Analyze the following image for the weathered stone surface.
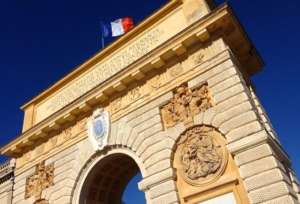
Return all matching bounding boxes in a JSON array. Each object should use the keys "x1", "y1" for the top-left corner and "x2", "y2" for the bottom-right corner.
[
  {"x1": 235, "y1": 144, "x2": 274, "y2": 166},
  {"x1": 245, "y1": 168, "x2": 291, "y2": 191},
  {"x1": 239, "y1": 156, "x2": 284, "y2": 179},
  {"x1": 1, "y1": 2, "x2": 299, "y2": 204},
  {"x1": 262, "y1": 195, "x2": 299, "y2": 204},
  {"x1": 248, "y1": 181, "x2": 295, "y2": 204}
]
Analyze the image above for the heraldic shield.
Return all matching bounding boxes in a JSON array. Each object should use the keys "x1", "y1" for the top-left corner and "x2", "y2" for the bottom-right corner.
[{"x1": 88, "y1": 108, "x2": 110, "y2": 151}]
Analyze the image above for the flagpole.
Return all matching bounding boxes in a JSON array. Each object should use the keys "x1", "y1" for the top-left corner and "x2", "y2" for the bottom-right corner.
[
  {"x1": 101, "y1": 35, "x2": 105, "y2": 49},
  {"x1": 100, "y1": 22, "x2": 105, "y2": 49}
]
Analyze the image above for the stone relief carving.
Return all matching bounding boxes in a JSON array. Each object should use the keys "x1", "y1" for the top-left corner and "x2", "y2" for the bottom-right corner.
[
  {"x1": 25, "y1": 161, "x2": 54, "y2": 201},
  {"x1": 108, "y1": 64, "x2": 184, "y2": 115},
  {"x1": 176, "y1": 126, "x2": 227, "y2": 186},
  {"x1": 191, "y1": 52, "x2": 205, "y2": 65},
  {"x1": 161, "y1": 84, "x2": 213, "y2": 128},
  {"x1": 34, "y1": 199, "x2": 49, "y2": 204}
]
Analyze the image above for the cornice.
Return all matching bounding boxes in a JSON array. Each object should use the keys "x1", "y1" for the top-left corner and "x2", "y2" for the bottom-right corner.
[{"x1": 1, "y1": 4, "x2": 263, "y2": 158}]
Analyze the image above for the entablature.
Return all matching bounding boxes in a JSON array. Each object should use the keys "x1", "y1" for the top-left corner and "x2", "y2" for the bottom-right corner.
[{"x1": 1, "y1": 3, "x2": 263, "y2": 162}]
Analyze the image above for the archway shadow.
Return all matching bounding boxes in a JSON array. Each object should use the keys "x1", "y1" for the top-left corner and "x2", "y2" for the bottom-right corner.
[{"x1": 79, "y1": 153, "x2": 145, "y2": 204}]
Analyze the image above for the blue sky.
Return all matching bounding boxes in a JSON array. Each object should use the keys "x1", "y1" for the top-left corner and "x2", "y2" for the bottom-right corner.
[{"x1": 0, "y1": 0, "x2": 299, "y2": 203}]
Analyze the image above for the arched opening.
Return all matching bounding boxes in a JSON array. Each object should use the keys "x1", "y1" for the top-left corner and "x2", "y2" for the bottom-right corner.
[{"x1": 79, "y1": 153, "x2": 145, "y2": 204}]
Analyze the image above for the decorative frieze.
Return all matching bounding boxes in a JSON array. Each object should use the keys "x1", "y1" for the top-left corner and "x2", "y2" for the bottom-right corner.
[
  {"x1": 160, "y1": 84, "x2": 213, "y2": 129},
  {"x1": 25, "y1": 161, "x2": 54, "y2": 201},
  {"x1": 108, "y1": 64, "x2": 184, "y2": 115},
  {"x1": 174, "y1": 125, "x2": 227, "y2": 186},
  {"x1": 18, "y1": 118, "x2": 87, "y2": 169}
]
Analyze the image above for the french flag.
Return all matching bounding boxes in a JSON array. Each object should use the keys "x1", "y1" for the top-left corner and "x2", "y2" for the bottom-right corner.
[{"x1": 101, "y1": 17, "x2": 134, "y2": 38}]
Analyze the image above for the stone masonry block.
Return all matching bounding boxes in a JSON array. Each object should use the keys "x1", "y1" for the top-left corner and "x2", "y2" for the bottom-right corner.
[
  {"x1": 109, "y1": 118, "x2": 121, "y2": 145},
  {"x1": 235, "y1": 144, "x2": 274, "y2": 166},
  {"x1": 165, "y1": 123, "x2": 186, "y2": 141},
  {"x1": 202, "y1": 108, "x2": 216, "y2": 126},
  {"x1": 146, "y1": 159, "x2": 172, "y2": 177},
  {"x1": 144, "y1": 149, "x2": 173, "y2": 169},
  {"x1": 210, "y1": 75, "x2": 241, "y2": 95},
  {"x1": 127, "y1": 107, "x2": 160, "y2": 128},
  {"x1": 248, "y1": 181, "x2": 295, "y2": 204},
  {"x1": 227, "y1": 121, "x2": 263, "y2": 143},
  {"x1": 48, "y1": 186, "x2": 73, "y2": 202},
  {"x1": 194, "y1": 111, "x2": 204, "y2": 125},
  {"x1": 239, "y1": 156, "x2": 284, "y2": 179},
  {"x1": 151, "y1": 191, "x2": 179, "y2": 204},
  {"x1": 48, "y1": 144, "x2": 78, "y2": 165},
  {"x1": 132, "y1": 119, "x2": 162, "y2": 151},
  {"x1": 54, "y1": 168, "x2": 78, "y2": 183},
  {"x1": 212, "y1": 101, "x2": 253, "y2": 128},
  {"x1": 139, "y1": 168, "x2": 174, "y2": 191},
  {"x1": 54, "y1": 159, "x2": 79, "y2": 176},
  {"x1": 134, "y1": 114, "x2": 162, "y2": 134},
  {"x1": 116, "y1": 121, "x2": 131, "y2": 145},
  {"x1": 219, "y1": 111, "x2": 258, "y2": 135},
  {"x1": 227, "y1": 130, "x2": 269, "y2": 154},
  {"x1": 214, "y1": 92, "x2": 249, "y2": 113},
  {"x1": 136, "y1": 131, "x2": 165, "y2": 156},
  {"x1": 50, "y1": 194, "x2": 72, "y2": 204},
  {"x1": 207, "y1": 67, "x2": 237, "y2": 86},
  {"x1": 44, "y1": 178, "x2": 75, "y2": 200},
  {"x1": 188, "y1": 59, "x2": 234, "y2": 89},
  {"x1": 214, "y1": 83, "x2": 245, "y2": 104},
  {"x1": 262, "y1": 195, "x2": 299, "y2": 204},
  {"x1": 126, "y1": 92, "x2": 173, "y2": 121},
  {"x1": 141, "y1": 138, "x2": 175, "y2": 162},
  {"x1": 126, "y1": 128, "x2": 138, "y2": 148},
  {"x1": 149, "y1": 180, "x2": 177, "y2": 199},
  {"x1": 245, "y1": 168, "x2": 291, "y2": 191}
]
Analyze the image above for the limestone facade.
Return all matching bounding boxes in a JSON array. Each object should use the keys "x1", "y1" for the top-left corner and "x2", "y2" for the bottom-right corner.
[
  {"x1": 0, "y1": 0, "x2": 299, "y2": 204},
  {"x1": 0, "y1": 160, "x2": 14, "y2": 204}
]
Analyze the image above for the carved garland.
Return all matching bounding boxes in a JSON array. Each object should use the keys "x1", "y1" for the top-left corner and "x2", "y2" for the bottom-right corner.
[
  {"x1": 25, "y1": 161, "x2": 54, "y2": 202},
  {"x1": 161, "y1": 83, "x2": 213, "y2": 128},
  {"x1": 175, "y1": 125, "x2": 227, "y2": 186}
]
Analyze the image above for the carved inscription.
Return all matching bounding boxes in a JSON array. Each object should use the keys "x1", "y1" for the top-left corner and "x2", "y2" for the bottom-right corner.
[
  {"x1": 176, "y1": 126, "x2": 227, "y2": 186},
  {"x1": 36, "y1": 28, "x2": 164, "y2": 122},
  {"x1": 161, "y1": 84, "x2": 213, "y2": 128},
  {"x1": 25, "y1": 161, "x2": 54, "y2": 201}
]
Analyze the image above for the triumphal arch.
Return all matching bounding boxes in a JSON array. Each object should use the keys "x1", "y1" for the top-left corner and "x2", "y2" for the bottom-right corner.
[{"x1": 0, "y1": 0, "x2": 299, "y2": 203}]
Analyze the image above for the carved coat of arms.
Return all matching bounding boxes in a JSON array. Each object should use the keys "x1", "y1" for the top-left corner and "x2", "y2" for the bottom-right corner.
[{"x1": 88, "y1": 108, "x2": 110, "y2": 151}]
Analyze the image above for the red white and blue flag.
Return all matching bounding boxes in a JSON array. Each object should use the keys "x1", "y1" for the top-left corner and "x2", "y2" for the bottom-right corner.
[{"x1": 101, "y1": 17, "x2": 134, "y2": 38}]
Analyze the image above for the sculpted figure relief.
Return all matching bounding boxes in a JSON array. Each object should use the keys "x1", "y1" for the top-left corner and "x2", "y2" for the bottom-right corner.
[
  {"x1": 25, "y1": 161, "x2": 54, "y2": 201},
  {"x1": 161, "y1": 84, "x2": 213, "y2": 128},
  {"x1": 176, "y1": 126, "x2": 227, "y2": 185}
]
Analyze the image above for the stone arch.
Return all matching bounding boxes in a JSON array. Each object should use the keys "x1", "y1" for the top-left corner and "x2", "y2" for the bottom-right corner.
[{"x1": 71, "y1": 147, "x2": 148, "y2": 204}]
